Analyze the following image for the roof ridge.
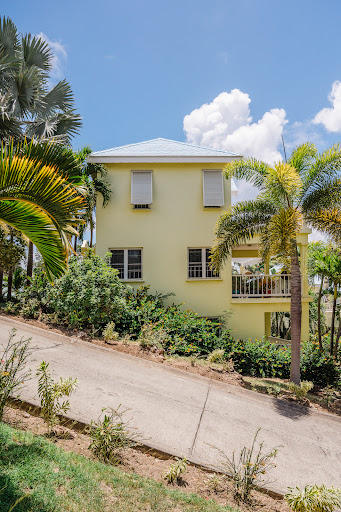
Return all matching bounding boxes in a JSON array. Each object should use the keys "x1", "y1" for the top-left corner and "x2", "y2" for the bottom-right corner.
[{"x1": 92, "y1": 137, "x2": 237, "y2": 156}]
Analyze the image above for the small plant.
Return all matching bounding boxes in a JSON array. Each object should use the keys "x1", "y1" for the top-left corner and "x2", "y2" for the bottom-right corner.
[
  {"x1": 190, "y1": 355, "x2": 197, "y2": 367},
  {"x1": 88, "y1": 406, "x2": 137, "y2": 464},
  {"x1": 285, "y1": 484, "x2": 341, "y2": 512},
  {"x1": 163, "y1": 457, "x2": 188, "y2": 484},
  {"x1": 323, "y1": 386, "x2": 336, "y2": 408},
  {"x1": 36, "y1": 361, "x2": 78, "y2": 434},
  {"x1": 138, "y1": 324, "x2": 168, "y2": 351},
  {"x1": 214, "y1": 428, "x2": 278, "y2": 502},
  {"x1": 207, "y1": 349, "x2": 225, "y2": 364},
  {"x1": 288, "y1": 381, "x2": 314, "y2": 401},
  {"x1": 267, "y1": 384, "x2": 282, "y2": 397},
  {"x1": 120, "y1": 334, "x2": 131, "y2": 345},
  {"x1": 206, "y1": 473, "x2": 223, "y2": 493},
  {"x1": 103, "y1": 321, "x2": 119, "y2": 343},
  {"x1": 0, "y1": 329, "x2": 31, "y2": 420}
]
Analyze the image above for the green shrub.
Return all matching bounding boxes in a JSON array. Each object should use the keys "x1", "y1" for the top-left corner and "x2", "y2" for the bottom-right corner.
[
  {"x1": 163, "y1": 457, "x2": 188, "y2": 484},
  {"x1": 138, "y1": 323, "x2": 169, "y2": 351},
  {"x1": 37, "y1": 361, "x2": 78, "y2": 434},
  {"x1": 285, "y1": 485, "x2": 341, "y2": 512},
  {"x1": 288, "y1": 381, "x2": 313, "y2": 401},
  {"x1": 102, "y1": 322, "x2": 119, "y2": 343},
  {"x1": 0, "y1": 329, "x2": 31, "y2": 420},
  {"x1": 207, "y1": 348, "x2": 225, "y2": 363},
  {"x1": 15, "y1": 253, "x2": 128, "y2": 334},
  {"x1": 88, "y1": 406, "x2": 137, "y2": 464}
]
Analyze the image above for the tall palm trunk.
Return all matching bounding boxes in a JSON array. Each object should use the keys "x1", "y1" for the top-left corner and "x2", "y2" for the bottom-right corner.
[
  {"x1": 90, "y1": 216, "x2": 94, "y2": 248},
  {"x1": 0, "y1": 268, "x2": 3, "y2": 301},
  {"x1": 7, "y1": 269, "x2": 13, "y2": 301},
  {"x1": 290, "y1": 241, "x2": 302, "y2": 384},
  {"x1": 330, "y1": 284, "x2": 337, "y2": 355},
  {"x1": 334, "y1": 312, "x2": 341, "y2": 356},
  {"x1": 317, "y1": 276, "x2": 324, "y2": 351},
  {"x1": 73, "y1": 235, "x2": 77, "y2": 252},
  {"x1": 26, "y1": 240, "x2": 34, "y2": 284}
]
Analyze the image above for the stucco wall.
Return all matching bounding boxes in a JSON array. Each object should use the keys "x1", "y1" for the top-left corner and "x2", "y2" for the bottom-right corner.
[{"x1": 96, "y1": 162, "x2": 232, "y2": 317}]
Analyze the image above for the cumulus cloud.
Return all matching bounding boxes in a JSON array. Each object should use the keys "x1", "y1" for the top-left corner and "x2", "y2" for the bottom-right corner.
[
  {"x1": 183, "y1": 89, "x2": 287, "y2": 164},
  {"x1": 313, "y1": 81, "x2": 341, "y2": 132},
  {"x1": 37, "y1": 32, "x2": 67, "y2": 80}
]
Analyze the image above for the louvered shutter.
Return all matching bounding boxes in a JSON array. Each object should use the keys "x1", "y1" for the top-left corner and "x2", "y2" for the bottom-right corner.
[
  {"x1": 203, "y1": 170, "x2": 224, "y2": 206},
  {"x1": 131, "y1": 171, "x2": 152, "y2": 204}
]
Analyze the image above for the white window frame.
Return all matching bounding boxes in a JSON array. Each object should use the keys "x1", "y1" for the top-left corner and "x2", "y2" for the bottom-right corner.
[
  {"x1": 202, "y1": 169, "x2": 224, "y2": 207},
  {"x1": 131, "y1": 170, "x2": 153, "y2": 206},
  {"x1": 187, "y1": 248, "x2": 220, "y2": 279},
  {"x1": 110, "y1": 248, "x2": 143, "y2": 281}
]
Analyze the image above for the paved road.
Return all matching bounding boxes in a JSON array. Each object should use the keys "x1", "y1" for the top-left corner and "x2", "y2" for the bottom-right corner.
[{"x1": 1, "y1": 315, "x2": 340, "y2": 494}]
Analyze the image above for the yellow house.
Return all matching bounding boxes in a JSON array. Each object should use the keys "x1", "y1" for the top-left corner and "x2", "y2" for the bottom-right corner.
[{"x1": 89, "y1": 138, "x2": 310, "y2": 341}]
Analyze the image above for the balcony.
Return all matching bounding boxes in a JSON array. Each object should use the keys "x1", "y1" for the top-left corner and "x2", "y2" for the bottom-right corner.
[{"x1": 232, "y1": 274, "x2": 291, "y2": 298}]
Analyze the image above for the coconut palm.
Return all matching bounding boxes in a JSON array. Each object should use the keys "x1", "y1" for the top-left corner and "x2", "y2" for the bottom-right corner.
[
  {"x1": 0, "y1": 139, "x2": 84, "y2": 281},
  {"x1": 0, "y1": 17, "x2": 81, "y2": 143},
  {"x1": 211, "y1": 143, "x2": 341, "y2": 383}
]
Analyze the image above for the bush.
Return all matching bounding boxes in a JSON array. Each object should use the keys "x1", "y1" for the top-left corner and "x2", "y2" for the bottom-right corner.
[
  {"x1": 0, "y1": 329, "x2": 31, "y2": 420},
  {"x1": 163, "y1": 457, "x2": 188, "y2": 485},
  {"x1": 88, "y1": 406, "x2": 137, "y2": 464},
  {"x1": 15, "y1": 253, "x2": 128, "y2": 334},
  {"x1": 214, "y1": 429, "x2": 278, "y2": 503},
  {"x1": 285, "y1": 485, "x2": 341, "y2": 512},
  {"x1": 288, "y1": 381, "x2": 314, "y2": 401},
  {"x1": 36, "y1": 361, "x2": 78, "y2": 434},
  {"x1": 102, "y1": 322, "x2": 119, "y2": 343}
]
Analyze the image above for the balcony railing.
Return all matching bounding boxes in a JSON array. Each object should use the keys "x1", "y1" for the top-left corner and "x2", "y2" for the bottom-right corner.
[{"x1": 232, "y1": 274, "x2": 291, "y2": 297}]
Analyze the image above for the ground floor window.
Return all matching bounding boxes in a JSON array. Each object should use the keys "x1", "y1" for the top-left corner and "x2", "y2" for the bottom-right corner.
[
  {"x1": 110, "y1": 249, "x2": 142, "y2": 280},
  {"x1": 188, "y1": 248, "x2": 219, "y2": 279}
]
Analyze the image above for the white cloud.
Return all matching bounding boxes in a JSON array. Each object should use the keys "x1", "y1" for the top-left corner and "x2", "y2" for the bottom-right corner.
[
  {"x1": 183, "y1": 89, "x2": 287, "y2": 164},
  {"x1": 37, "y1": 32, "x2": 67, "y2": 80},
  {"x1": 313, "y1": 80, "x2": 341, "y2": 132}
]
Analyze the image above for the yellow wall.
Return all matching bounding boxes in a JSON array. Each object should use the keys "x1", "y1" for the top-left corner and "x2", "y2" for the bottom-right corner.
[
  {"x1": 96, "y1": 162, "x2": 231, "y2": 317},
  {"x1": 96, "y1": 162, "x2": 311, "y2": 341}
]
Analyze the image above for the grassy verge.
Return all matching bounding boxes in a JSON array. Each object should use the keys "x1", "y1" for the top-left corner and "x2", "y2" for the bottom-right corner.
[{"x1": 0, "y1": 422, "x2": 237, "y2": 512}]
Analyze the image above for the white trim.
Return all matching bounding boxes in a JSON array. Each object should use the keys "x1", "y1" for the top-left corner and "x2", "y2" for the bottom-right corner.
[
  {"x1": 187, "y1": 247, "x2": 219, "y2": 279},
  {"x1": 88, "y1": 155, "x2": 239, "y2": 164},
  {"x1": 109, "y1": 248, "x2": 143, "y2": 281}
]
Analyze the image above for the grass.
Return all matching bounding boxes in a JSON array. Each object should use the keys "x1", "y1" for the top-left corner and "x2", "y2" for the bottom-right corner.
[{"x1": 0, "y1": 422, "x2": 237, "y2": 512}]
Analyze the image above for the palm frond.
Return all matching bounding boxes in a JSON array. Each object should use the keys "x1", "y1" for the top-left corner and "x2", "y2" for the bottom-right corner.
[
  {"x1": 37, "y1": 79, "x2": 75, "y2": 117},
  {"x1": 211, "y1": 199, "x2": 276, "y2": 270},
  {"x1": 21, "y1": 33, "x2": 52, "y2": 72},
  {"x1": 306, "y1": 208, "x2": 341, "y2": 243},
  {"x1": 224, "y1": 158, "x2": 271, "y2": 191},
  {"x1": 302, "y1": 176, "x2": 341, "y2": 213},
  {"x1": 301, "y1": 144, "x2": 341, "y2": 199},
  {"x1": 0, "y1": 200, "x2": 68, "y2": 281},
  {"x1": 288, "y1": 142, "x2": 317, "y2": 177},
  {"x1": 266, "y1": 162, "x2": 302, "y2": 205},
  {"x1": 265, "y1": 208, "x2": 303, "y2": 258},
  {"x1": 0, "y1": 17, "x2": 20, "y2": 57}
]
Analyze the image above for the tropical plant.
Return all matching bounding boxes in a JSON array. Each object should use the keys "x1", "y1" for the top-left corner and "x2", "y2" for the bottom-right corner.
[
  {"x1": 75, "y1": 146, "x2": 111, "y2": 249},
  {"x1": 0, "y1": 329, "x2": 31, "y2": 420},
  {"x1": 36, "y1": 361, "x2": 78, "y2": 434},
  {"x1": 88, "y1": 406, "x2": 137, "y2": 464},
  {"x1": 102, "y1": 321, "x2": 119, "y2": 343},
  {"x1": 0, "y1": 17, "x2": 81, "y2": 143},
  {"x1": 212, "y1": 143, "x2": 341, "y2": 383},
  {"x1": 285, "y1": 484, "x2": 341, "y2": 512},
  {"x1": 0, "y1": 139, "x2": 84, "y2": 281},
  {"x1": 213, "y1": 428, "x2": 278, "y2": 503},
  {"x1": 288, "y1": 380, "x2": 313, "y2": 401},
  {"x1": 0, "y1": 224, "x2": 26, "y2": 299},
  {"x1": 163, "y1": 457, "x2": 188, "y2": 484}
]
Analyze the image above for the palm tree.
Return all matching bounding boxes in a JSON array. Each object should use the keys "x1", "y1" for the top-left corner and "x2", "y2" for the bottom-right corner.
[
  {"x1": 211, "y1": 143, "x2": 341, "y2": 383},
  {"x1": 74, "y1": 146, "x2": 111, "y2": 249},
  {"x1": 0, "y1": 17, "x2": 82, "y2": 143},
  {"x1": 0, "y1": 139, "x2": 84, "y2": 281}
]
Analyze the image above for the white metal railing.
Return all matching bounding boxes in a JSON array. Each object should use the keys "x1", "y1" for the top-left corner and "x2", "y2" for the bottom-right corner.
[{"x1": 232, "y1": 274, "x2": 291, "y2": 297}]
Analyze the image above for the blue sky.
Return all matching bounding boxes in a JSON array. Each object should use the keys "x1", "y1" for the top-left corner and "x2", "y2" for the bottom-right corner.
[{"x1": 7, "y1": 0, "x2": 341, "y2": 160}]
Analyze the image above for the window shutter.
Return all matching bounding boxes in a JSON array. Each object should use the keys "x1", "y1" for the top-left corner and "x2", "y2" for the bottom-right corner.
[
  {"x1": 131, "y1": 171, "x2": 152, "y2": 204},
  {"x1": 203, "y1": 170, "x2": 224, "y2": 206}
]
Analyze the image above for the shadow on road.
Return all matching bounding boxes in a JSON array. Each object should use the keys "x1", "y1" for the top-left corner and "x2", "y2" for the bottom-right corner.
[{"x1": 272, "y1": 397, "x2": 311, "y2": 420}]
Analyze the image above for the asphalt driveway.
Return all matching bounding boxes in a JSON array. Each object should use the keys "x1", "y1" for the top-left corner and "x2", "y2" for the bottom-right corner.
[{"x1": 0, "y1": 315, "x2": 340, "y2": 494}]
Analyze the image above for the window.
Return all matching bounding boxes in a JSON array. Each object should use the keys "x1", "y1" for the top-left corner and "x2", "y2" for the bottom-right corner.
[
  {"x1": 131, "y1": 171, "x2": 152, "y2": 206},
  {"x1": 188, "y1": 248, "x2": 219, "y2": 279},
  {"x1": 203, "y1": 170, "x2": 224, "y2": 207},
  {"x1": 110, "y1": 249, "x2": 142, "y2": 280}
]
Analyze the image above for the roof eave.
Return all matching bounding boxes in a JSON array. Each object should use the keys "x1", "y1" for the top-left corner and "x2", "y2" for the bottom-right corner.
[{"x1": 87, "y1": 155, "x2": 242, "y2": 164}]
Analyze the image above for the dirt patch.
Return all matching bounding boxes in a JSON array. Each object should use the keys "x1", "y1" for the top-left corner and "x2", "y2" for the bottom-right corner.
[{"x1": 3, "y1": 404, "x2": 291, "y2": 512}]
